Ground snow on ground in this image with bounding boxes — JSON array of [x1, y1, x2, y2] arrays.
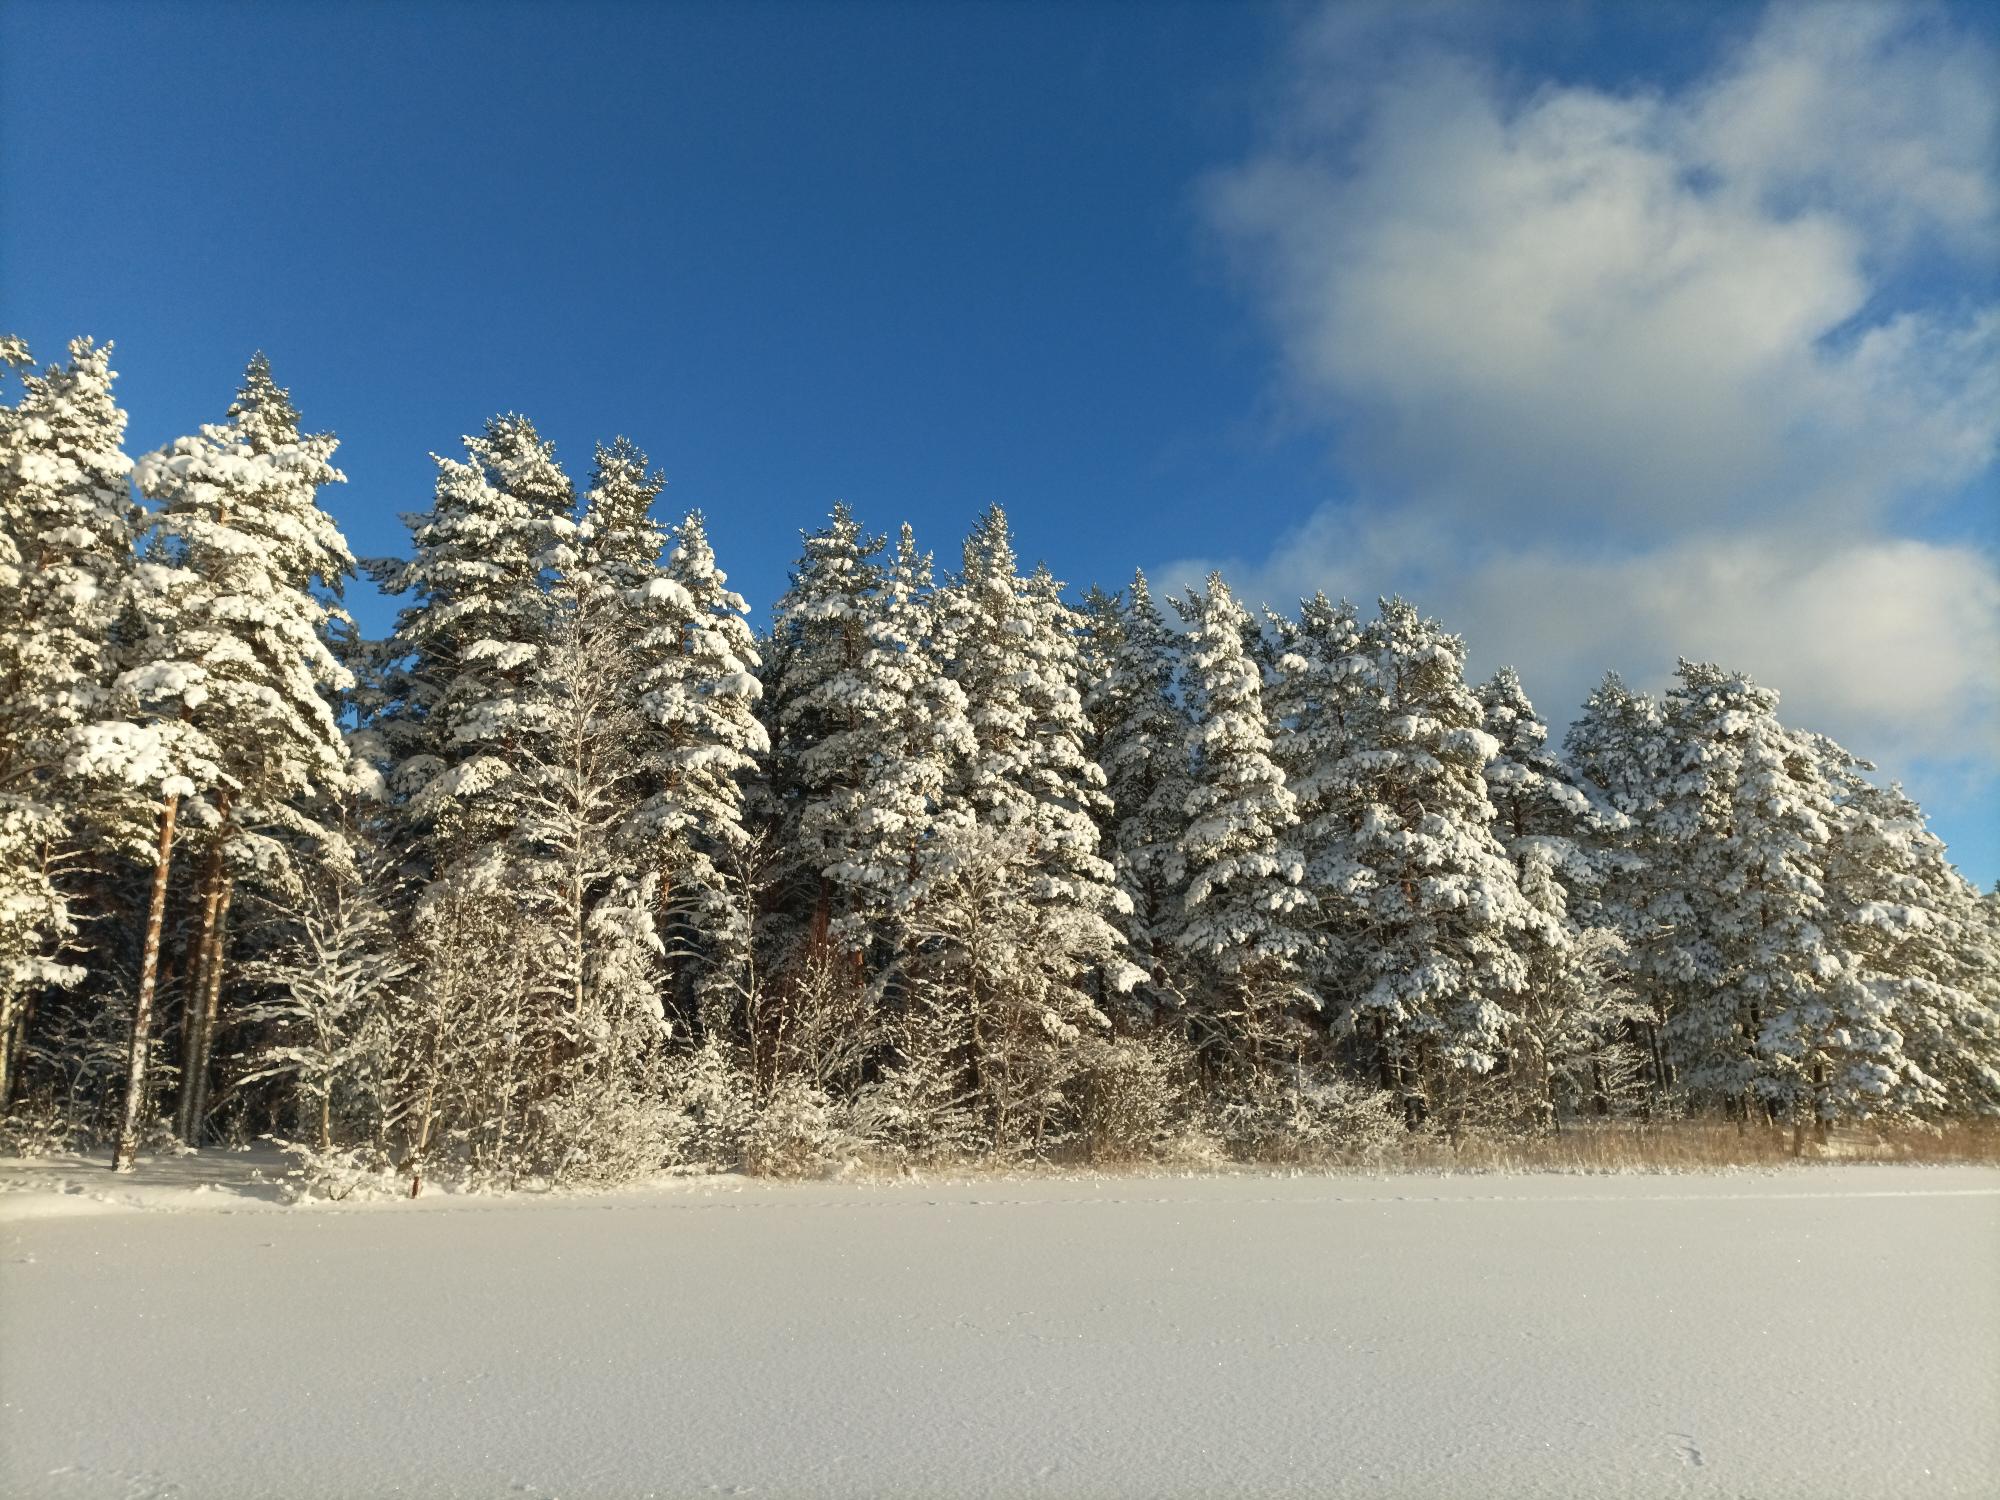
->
[[2, 1156, 1996, 1499]]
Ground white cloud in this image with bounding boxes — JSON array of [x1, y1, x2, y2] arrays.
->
[[1157, 517, 2000, 768], [1690, 2, 1999, 258], [1181, 0, 2000, 776]]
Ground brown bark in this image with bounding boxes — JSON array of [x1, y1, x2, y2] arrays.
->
[[0, 987, 27, 1114], [175, 827, 230, 1140], [183, 876, 234, 1141], [113, 793, 180, 1172]]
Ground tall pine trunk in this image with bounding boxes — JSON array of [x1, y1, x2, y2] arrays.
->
[[0, 986, 26, 1114], [182, 877, 234, 1141], [175, 827, 230, 1140], [113, 793, 180, 1172]]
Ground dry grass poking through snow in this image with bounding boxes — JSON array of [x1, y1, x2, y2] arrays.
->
[[1329, 1118, 2000, 1174], [780, 1118, 2000, 1182]]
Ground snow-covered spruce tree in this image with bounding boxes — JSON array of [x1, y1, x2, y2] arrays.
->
[[754, 532, 975, 1139], [133, 355, 356, 1142], [574, 435, 668, 609], [0, 337, 138, 1108], [1814, 743, 2000, 1119], [368, 414, 571, 874], [628, 510, 766, 1040], [765, 503, 886, 958], [1661, 664, 1901, 1128], [851, 530, 976, 947], [1563, 672, 1684, 1099], [1477, 666, 1617, 879], [1475, 667, 1642, 1125], [355, 416, 571, 1182], [1082, 571, 1191, 1017], [1172, 574, 1315, 1084], [930, 508, 1139, 1149], [899, 820, 1094, 1156], [1326, 599, 1550, 1128], [1260, 593, 1373, 1016], [819, 526, 974, 993], [1964, 885, 2000, 1109]]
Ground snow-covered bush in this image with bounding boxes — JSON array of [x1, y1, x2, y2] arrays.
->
[[1216, 1072, 1405, 1163], [1070, 1031, 1196, 1162], [662, 1041, 758, 1171], [741, 1075, 842, 1177], [9, 980, 147, 1149], [756, 942, 878, 1095], [846, 1023, 985, 1167], [0, 1092, 80, 1157], [533, 1072, 682, 1186], [277, 1139, 402, 1202]]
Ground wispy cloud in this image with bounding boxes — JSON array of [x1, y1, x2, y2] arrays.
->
[[1170, 0, 1999, 777]]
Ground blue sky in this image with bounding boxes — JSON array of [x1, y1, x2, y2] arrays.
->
[[3, 0, 1995, 881]]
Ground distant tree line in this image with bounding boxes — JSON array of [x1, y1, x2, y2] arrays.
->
[[3, 339, 1996, 1187]]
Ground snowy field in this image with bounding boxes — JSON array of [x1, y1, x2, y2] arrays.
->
[[2, 1159, 1996, 1499]]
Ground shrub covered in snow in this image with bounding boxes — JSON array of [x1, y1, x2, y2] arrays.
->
[[741, 1076, 843, 1177], [662, 1042, 758, 1172], [1215, 1073, 1406, 1164], [1069, 1032, 1198, 1162]]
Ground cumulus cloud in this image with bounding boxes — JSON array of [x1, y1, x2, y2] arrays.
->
[[1177, 0, 2000, 776], [1166, 517, 1999, 768]]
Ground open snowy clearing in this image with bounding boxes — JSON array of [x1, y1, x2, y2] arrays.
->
[[2, 1158, 1996, 1499]]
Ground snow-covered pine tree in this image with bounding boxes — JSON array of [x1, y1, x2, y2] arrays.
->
[[1477, 667, 1613, 879], [1964, 885, 2000, 1111], [1082, 571, 1190, 1017], [1475, 667, 1642, 1124], [1173, 573, 1314, 1081], [627, 509, 767, 1039], [1260, 593, 1373, 1013], [574, 436, 667, 608], [1330, 598, 1548, 1126], [134, 355, 356, 1141], [1814, 743, 2000, 1119], [930, 508, 1139, 1147], [368, 414, 571, 873], [831, 525, 975, 958], [0, 337, 139, 1108], [1661, 664, 1902, 1128], [1563, 672, 1683, 1098], [91, 523, 225, 1170], [765, 503, 885, 955]]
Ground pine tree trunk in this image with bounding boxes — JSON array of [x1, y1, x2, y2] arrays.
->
[[176, 832, 230, 1141], [0, 986, 25, 1112], [1644, 1018, 1668, 1102], [184, 877, 234, 1141], [113, 793, 180, 1172]]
